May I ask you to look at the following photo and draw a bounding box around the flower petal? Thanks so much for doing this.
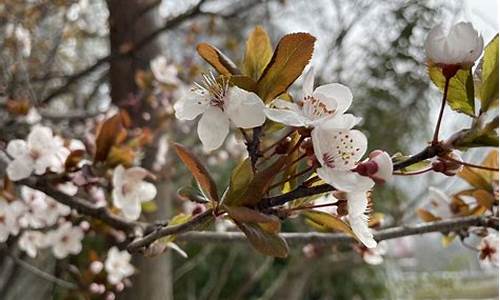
[225,87,266,129]
[137,182,157,202]
[319,114,362,130]
[121,200,142,220]
[7,159,34,181]
[197,107,230,151]
[347,192,377,248]
[6,140,28,158]
[317,168,374,192]
[313,83,353,115]
[302,67,315,98]
[174,89,209,120]
[27,125,54,150]
[265,99,308,127]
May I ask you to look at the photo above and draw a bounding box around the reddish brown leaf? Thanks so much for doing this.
[236,221,288,258]
[65,149,86,171]
[94,113,126,162]
[174,143,219,203]
[257,32,316,102]
[243,26,273,80]
[196,43,241,76]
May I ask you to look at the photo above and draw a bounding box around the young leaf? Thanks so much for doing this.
[94,112,127,162]
[257,32,316,102]
[236,221,288,258]
[226,206,280,233]
[174,144,219,204]
[472,189,496,209]
[416,208,441,222]
[196,43,241,76]
[477,35,499,111]
[229,75,258,92]
[428,66,475,117]
[222,158,254,206]
[243,26,273,80]
[392,153,431,173]
[303,211,355,237]
[458,166,492,191]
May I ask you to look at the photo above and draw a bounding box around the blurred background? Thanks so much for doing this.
[0,0,497,299]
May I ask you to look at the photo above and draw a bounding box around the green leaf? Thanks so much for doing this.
[303,211,355,237]
[477,35,499,111]
[428,66,475,116]
[243,26,273,80]
[177,186,209,203]
[257,32,316,102]
[236,221,288,258]
[174,144,219,205]
[196,43,241,76]
[222,158,254,206]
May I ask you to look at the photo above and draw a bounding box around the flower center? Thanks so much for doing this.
[30,149,41,160]
[193,72,229,110]
[300,95,335,119]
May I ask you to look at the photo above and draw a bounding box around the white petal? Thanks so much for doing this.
[317,168,374,192]
[27,125,54,149]
[313,83,353,115]
[136,182,157,202]
[319,114,362,130]
[347,192,377,248]
[6,140,28,158]
[302,67,315,97]
[224,87,266,129]
[265,99,309,127]
[121,200,142,220]
[174,89,209,120]
[7,159,34,181]
[125,166,150,182]
[372,151,393,182]
[167,242,188,258]
[197,107,230,151]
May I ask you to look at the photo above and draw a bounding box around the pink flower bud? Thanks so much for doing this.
[432,151,463,176]
[354,150,393,184]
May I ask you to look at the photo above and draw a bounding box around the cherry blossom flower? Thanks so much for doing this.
[421,187,452,219]
[19,186,70,228]
[360,241,387,265]
[0,199,20,242]
[105,246,135,285]
[18,230,47,258]
[478,233,498,266]
[174,73,266,151]
[265,68,359,129]
[425,22,483,68]
[311,124,393,248]
[6,125,70,181]
[150,56,180,85]
[48,222,84,259]
[5,23,31,57]
[112,165,157,220]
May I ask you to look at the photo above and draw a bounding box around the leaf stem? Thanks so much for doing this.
[442,156,499,172]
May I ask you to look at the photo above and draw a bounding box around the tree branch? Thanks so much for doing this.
[126,209,214,252]
[19,177,143,234]
[176,215,499,245]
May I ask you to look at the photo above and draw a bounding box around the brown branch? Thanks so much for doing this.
[126,209,214,252]
[176,215,499,245]
[19,177,143,234]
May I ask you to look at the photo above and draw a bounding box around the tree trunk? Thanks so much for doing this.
[107,1,173,299]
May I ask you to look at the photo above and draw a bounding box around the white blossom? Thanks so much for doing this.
[0,199,20,242]
[6,125,70,181]
[265,68,359,129]
[362,241,387,265]
[48,222,84,259]
[425,22,483,67]
[150,56,180,85]
[105,246,134,285]
[18,230,47,258]
[19,186,70,228]
[478,233,498,266]
[5,23,31,57]
[112,165,157,220]
[174,73,266,151]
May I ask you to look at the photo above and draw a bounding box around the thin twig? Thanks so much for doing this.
[442,156,499,172]
[433,76,451,143]
[176,216,498,245]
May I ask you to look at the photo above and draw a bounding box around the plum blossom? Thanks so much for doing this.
[265,68,359,129]
[6,125,70,181]
[105,247,134,285]
[48,222,84,259]
[174,73,266,151]
[112,165,157,220]
[0,199,21,242]
[478,233,498,266]
[19,186,70,228]
[312,123,393,248]
[360,241,387,265]
[5,23,31,57]
[420,187,452,219]
[150,56,180,85]
[18,230,48,258]
[425,22,483,68]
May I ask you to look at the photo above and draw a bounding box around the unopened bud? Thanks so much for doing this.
[275,137,292,154]
[432,151,463,176]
